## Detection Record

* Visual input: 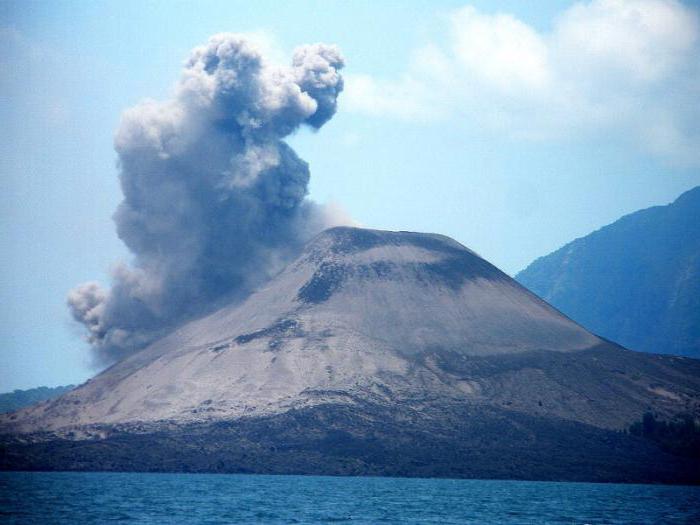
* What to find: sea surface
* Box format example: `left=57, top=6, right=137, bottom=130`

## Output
left=1, top=472, right=699, bottom=524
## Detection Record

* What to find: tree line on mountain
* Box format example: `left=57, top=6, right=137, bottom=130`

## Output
left=628, top=412, right=700, bottom=459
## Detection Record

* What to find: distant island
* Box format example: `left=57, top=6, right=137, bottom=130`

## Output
left=518, top=186, right=700, bottom=358
left=0, top=385, right=74, bottom=414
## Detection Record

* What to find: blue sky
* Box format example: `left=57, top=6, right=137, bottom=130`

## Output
left=2, top=0, right=699, bottom=390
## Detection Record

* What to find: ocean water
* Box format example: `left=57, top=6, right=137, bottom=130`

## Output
left=1, top=472, right=699, bottom=524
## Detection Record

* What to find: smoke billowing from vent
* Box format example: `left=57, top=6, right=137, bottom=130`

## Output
left=68, top=34, right=346, bottom=364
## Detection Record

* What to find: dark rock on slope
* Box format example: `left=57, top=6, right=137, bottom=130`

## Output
left=2, top=227, right=700, bottom=482
left=2, top=401, right=698, bottom=484
left=517, top=186, right=700, bottom=357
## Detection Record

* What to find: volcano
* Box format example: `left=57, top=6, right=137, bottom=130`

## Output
left=2, top=227, right=699, bottom=482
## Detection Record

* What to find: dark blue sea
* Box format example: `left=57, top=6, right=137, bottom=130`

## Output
left=1, top=472, right=699, bottom=524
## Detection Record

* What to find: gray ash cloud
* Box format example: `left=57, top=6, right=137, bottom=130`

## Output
left=68, top=34, right=346, bottom=364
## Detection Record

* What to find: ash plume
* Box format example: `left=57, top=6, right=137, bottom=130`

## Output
left=68, top=34, right=346, bottom=364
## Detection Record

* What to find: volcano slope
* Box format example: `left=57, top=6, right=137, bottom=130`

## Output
left=2, top=227, right=700, bottom=482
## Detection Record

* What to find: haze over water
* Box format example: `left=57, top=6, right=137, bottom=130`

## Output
left=2, top=472, right=699, bottom=524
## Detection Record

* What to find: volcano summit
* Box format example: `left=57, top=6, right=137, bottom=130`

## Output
left=2, top=227, right=699, bottom=482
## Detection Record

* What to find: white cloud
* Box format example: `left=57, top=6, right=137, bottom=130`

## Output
left=344, top=0, right=700, bottom=165
left=450, top=6, right=551, bottom=94
left=554, top=0, right=698, bottom=83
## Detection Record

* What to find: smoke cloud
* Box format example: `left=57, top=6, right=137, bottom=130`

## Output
left=68, top=34, right=346, bottom=364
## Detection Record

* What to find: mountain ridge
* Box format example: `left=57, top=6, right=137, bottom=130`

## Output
left=0, top=385, right=74, bottom=414
left=516, top=186, right=700, bottom=357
